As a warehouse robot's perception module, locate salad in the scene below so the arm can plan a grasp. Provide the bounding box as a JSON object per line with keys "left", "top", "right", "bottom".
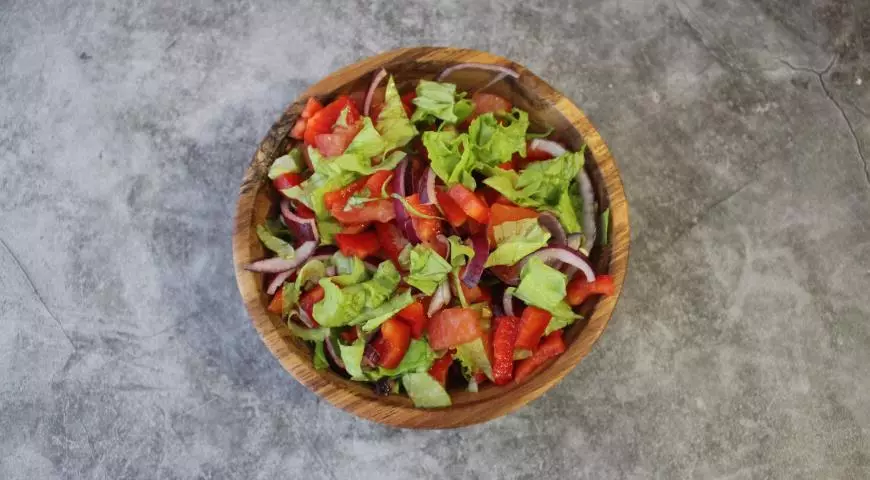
{"left": 246, "top": 64, "right": 614, "bottom": 408}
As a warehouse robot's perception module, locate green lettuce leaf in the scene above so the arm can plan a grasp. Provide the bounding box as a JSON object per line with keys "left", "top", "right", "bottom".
{"left": 514, "top": 257, "right": 568, "bottom": 312}
{"left": 483, "top": 150, "right": 584, "bottom": 210}
{"left": 256, "top": 224, "right": 296, "bottom": 259}
{"left": 402, "top": 372, "right": 452, "bottom": 408}
{"left": 360, "top": 260, "right": 401, "bottom": 308}
{"left": 468, "top": 109, "right": 529, "bottom": 167}
{"left": 268, "top": 147, "right": 304, "bottom": 179}
{"left": 330, "top": 252, "right": 369, "bottom": 287}
{"left": 411, "top": 80, "right": 472, "bottom": 124}
{"left": 372, "top": 339, "right": 435, "bottom": 378}
{"left": 344, "top": 116, "right": 386, "bottom": 159}
{"left": 484, "top": 218, "right": 551, "bottom": 267}
{"left": 316, "top": 217, "right": 342, "bottom": 245}
{"left": 333, "top": 149, "right": 406, "bottom": 175}
{"left": 447, "top": 235, "right": 474, "bottom": 268}
{"left": 295, "top": 259, "right": 326, "bottom": 290}
{"left": 600, "top": 207, "right": 610, "bottom": 246}
{"left": 359, "top": 290, "right": 415, "bottom": 331}
{"left": 406, "top": 244, "right": 452, "bottom": 295}
{"left": 455, "top": 338, "right": 494, "bottom": 381}
{"left": 312, "top": 278, "right": 368, "bottom": 327}
{"left": 554, "top": 187, "right": 582, "bottom": 234}
{"left": 313, "top": 340, "right": 329, "bottom": 370}
{"left": 451, "top": 270, "right": 468, "bottom": 307}
{"left": 544, "top": 301, "right": 581, "bottom": 334}
{"left": 287, "top": 322, "right": 330, "bottom": 341}
{"left": 421, "top": 130, "right": 477, "bottom": 190}
{"left": 282, "top": 149, "right": 358, "bottom": 218}
{"left": 340, "top": 338, "right": 367, "bottom": 380}
{"left": 282, "top": 281, "right": 299, "bottom": 318}
{"left": 376, "top": 76, "right": 418, "bottom": 150}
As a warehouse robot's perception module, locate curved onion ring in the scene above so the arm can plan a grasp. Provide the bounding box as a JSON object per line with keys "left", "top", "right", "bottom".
{"left": 437, "top": 63, "right": 519, "bottom": 82}
{"left": 363, "top": 68, "right": 388, "bottom": 117}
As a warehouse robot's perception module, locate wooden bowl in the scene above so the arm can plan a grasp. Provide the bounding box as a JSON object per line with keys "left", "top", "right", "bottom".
{"left": 233, "top": 47, "right": 629, "bottom": 428}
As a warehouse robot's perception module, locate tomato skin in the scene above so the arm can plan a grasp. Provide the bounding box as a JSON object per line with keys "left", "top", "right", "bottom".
{"left": 447, "top": 184, "right": 490, "bottom": 224}
{"left": 303, "top": 95, "right": 360, "bottom": 146}
{"left": 436, "top": 189, "right": 467, "bottom": 227}
{"left": 267, "top": 291, "right": 283, "bottom": 314}
{"left": 339, "top": 223, "right": 370, "bottom": 235}
{"left": 567, "top": 275, "right": 615, "bottom": 306}
{"left": 365, "top": 170, "right": 394, "bottom": 197}
{"left": 330, "top": 198, "right": 396, "bottom": 224}
{"left": 272, "top": 172, "right": 305, "bottom": 192}
{"left": 314, "top": 120, "right": 362, "bottom": 156}
{"left": 427, "top": 307, "right": 483, "bottom": 350}
{"left": 335, "top": 231, "right": 380, "bottom": 259}
{"left": 514, "top": 306, "right": 552, "bottom": 352}
{"left": 374, "top": 222, "right": 409, "bottom": 269}
{"left": 396, "top": 299, "right": 428, "bottom": 339}
{"left": 290, "top": 118, "right": 307, "bottom": 139}
{"left": 487, "top": 203, "right": 538, "bottom": 245}
{"left": 339, "top": 328, "right": 359, "bottom": 343}
{"left": 471, "top": 92, "right": 512, "bottom": 115}
{"left": 300, "top": 285, "right": 325, "bottom": 321}
{"left": 405, "top": 194, "right": 442, "bottom": 242}
{"left": 492, "top": 315, "right": 520, "bottom": 385}
{"left": 428, "top": 351, "right": 454, "bottom": 386}
{"left": 301, "top": 97, "right": 324, "bottom": 119}
{"left": 371, "top": 318, "right": 411, "bottom": 369}
{"left": 293, "top": 201, "right": 316, "bottom": 219}
{"left": 324, "top": 177, "right": 369, "bottom": 212}
{"left": 514, "top": 330, "right": 566, "bottom": 383}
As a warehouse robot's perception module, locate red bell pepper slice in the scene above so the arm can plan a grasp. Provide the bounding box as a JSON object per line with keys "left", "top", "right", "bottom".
{"left": 566, "top": 274, "right": 615, "bottom": 306}
{"left": 396, "top": 299, "right": 428, "bottom": 339}
{"left": 335, "top": 231, "right": 380, "bottom": 259}
{"left": 435, "top": 189, "right": 467, "bottom": 227}
{"left": 447, "top": 184, "right": 490, "bottom": 224}
{"left": 492, "top": 315, "right": 520, "bottom": 385}
{"left": 514, "top": 330, "right": 566, "bottom": 383}
{"left": 514, "top": 306, "right": 552, "bottom": 352}
{"left": 303, "top": 95, "right": 360, "bottom": 146}
{"left": 374, "top": 222, "right": 409, "bottom": 269}
{"left": 428, "top": 351, "right": 454, "bottom": 386}
{"left": 267, "top": 291, "right": 283, "bottom": 314}
{"left": 405, "top": 194, "right": 442, "bottom": 242}
{"left": 427, "top": 307, "right": 483, "bottom": 350}
{"left": 371, "top": 317, "right": 411, "bottom": 369}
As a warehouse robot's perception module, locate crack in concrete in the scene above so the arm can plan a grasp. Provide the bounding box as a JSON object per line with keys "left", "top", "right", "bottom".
{"left": 0, "top": 236, "right": 76, "bottom": 350}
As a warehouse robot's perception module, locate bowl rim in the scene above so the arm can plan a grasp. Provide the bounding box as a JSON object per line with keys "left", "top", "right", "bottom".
{"left": 232, "top": 46, "right": 630, "bottom": 428}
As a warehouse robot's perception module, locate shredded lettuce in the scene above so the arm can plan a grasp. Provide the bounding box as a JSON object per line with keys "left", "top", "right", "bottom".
{"left": 330, "top": 252, "right": 369, "bottom": 287}
{"left": 339, "top": 338, "right": 367, "bottom": 380}
{"left": 554, "top": 188, "right": 582, "bottom": 234}
{"left": 421, "top": 130, "right": 477, "bottom": 190}
{"left": 451, "top": 269, "right": 468, "bottom": 307}
{"left": 295, "top": 259, "right": 326, "bottom": 290}
{"left": 316, "top": 217, "right": 342, "bottom": 245}
{"left": 312, "top": 278, "right": 367, "bottom": 327}
{"left": 334, "top": 149, "right": 406, "bottom": 175}
{"left": 313, "top": 260, "right": 402, "bottom": 328}
{"left": 600, "top": 207, "right": 611, "bottom": 246}
{"left": 455, "top": 338, "right": 493, "bottom": 381}
{"left": 484, "top": 218, "right": 551, "bottom": 267}
{"left": 514, "top": 257, "right": 568, "bottom": 312}
{"left": 447, "top": 235, "right": 474, "bottom": 268}
{"left": 484, "top": 150, "right": 583, "bottom": 207}
{"left": 359, "top": 290, "right": 415, "bottom": 331}
{"left": 359, "top": 260, "right": 402, "bottom": 307}
{"left": 371, "top": 339, "right": 435, "bottom": 378}
{"left": 268, "top": 147, "right": 304, "bottom": 179}
{"left": 282, "top": 281, "right": 299, "bottom": 318}
{"left": 390, "top": 193, "right": 443, "bottom": 220}
{"left": 256, "top": 224, "right": 296, "bottom": 259}
{"left": 468, "top": 109, "right": 529, "bottom": 167}
{"left": 411, "top": 80, "right": 473, "bottom": 125}
{"left": 525, "top": 125, "right": 554, "bottom": 140}
{"left": 376, "top": 76, "right": 418, "bottom": 150}
{"left": 544, "top": 301, "right": 581, "bottom": 334}
{"left": 287, "top": 322, "right": 330, "bottom": 341}
{"left": 313, "top": 340, "right": 329, "bottom": 370}
{"left": 282, "top": 149, "right": 358, "bottom": 218}
{"left": 406, "top": 244, "right": 452, "bottom": 295}
{"left": 343, "top": 116, "right": 386, "bottom": 159}
{"left": 402, "top": 372, "right": 451, "bottom": 408}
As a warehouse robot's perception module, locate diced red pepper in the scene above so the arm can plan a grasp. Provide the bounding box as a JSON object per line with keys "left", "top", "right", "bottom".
{"left": 374, "top": 222, "right": 409, "bottom": 269}
{"left": 365, "top": 170, "right": 394, "bottom": 197}
{"left": 406, "top": 193, "right": 442, "bottom": 242}
{"left": 427, "top": 307, "right": 484, "bottom": 350}
{"left": 267, "top": 291, "right": 283, "bottom": 314}
{"left": 428, "top": 351, "right": 454, "bottom": 386}
{"left": 335, "top": 231, "right": 380, "bottom": 259}
{"left": 447, "top": 184, "right": 490, "bottom": 224}
{"left": 436, "top": 189, "right": 467, "bottom": 227}
{"left": 567, "top": 274, "right": 615, "bottom": 306}
{"left": 272, "top": 172, "right": 305, "bottom": 192}
{"left": 396, "top": 299, "right": 428, "bottom": 339}
{"left": 371, "top": 318, "right": 411, "bottom": 369}
{"left": 324, "top": 177, "right": 369, "bottom": 212}
{"left": 514, "top": 330, "right": 566, "bottom": 383}
{"left": 303, "top": 95, "right": 360, "bottom": 146}
{"left": 330, "top": 198, "right": 396, "bottom": 224}
{"left": 492, "top": 315, "right": 520, "bottom": 385}
{"left": 514, "top": 306, "right": 552, "bottom": 352}
{"left": 300, "top": 285, "right": 325, "bottom": 324}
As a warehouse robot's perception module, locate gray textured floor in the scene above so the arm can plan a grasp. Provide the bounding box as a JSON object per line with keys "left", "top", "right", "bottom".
{"left": 2, "top": 0, "right": 869, "bottom": 478}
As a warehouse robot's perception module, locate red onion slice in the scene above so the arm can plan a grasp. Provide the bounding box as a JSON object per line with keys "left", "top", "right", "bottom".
{"left": 363, "top": 68, "right": 387, "bottom": 117}
{"left": 296, "top": 308, "right": 316, "bottom": 328}
{"left": 502, "top": 288, "right": 516, "bottom": 317}
{"left": 280, "top": 199, "right": 319, "bottom": 242}
{"left": 461, "top": 231, "right": 489, "bottom": 287}
{"left": 418, "top": 167, "right": 438, "bottom": 205}
{"left": 525, "top": 246, "right": 595, "bottom": 283}
{"left": 428, "top": 280, "right": 452, "bottom": 317}
{"left": 391, "top": 158, "right": 420, "bottom": 244}
{"left": 437, "top": 63, "right": 520, "bottom": 82}
{"left": 245, "top": 240, "right": 318, "bottom": 273}
{"left": 266, "top": 268, "right": 296, "bottom": 295}
{"left": 538, "top": 212, "right": 567, "bottom": 246}
{"left": 577, "top": 169, "right": 596, "bottom": 252}
{"left": 324, "top": 338, "right": 345, "bottom": 371}
{"left": 528, "top": 138, "right": 567, "bottom": 157}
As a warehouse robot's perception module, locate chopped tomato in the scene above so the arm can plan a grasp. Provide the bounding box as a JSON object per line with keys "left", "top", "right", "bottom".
{"left": 290, "top": 118, "right": 307, "bottom": 139}
{"left": 314, "top": 120, "right": 363, "bottom": 156}
{"left": 272, "top": 172, "right": 305, "bottom": 192}
{"left": 456, "top": 266, "right": 491, "bottom": 303}
{"left": 427, "top": 307, "right": 484, "bottom": 350}
{"left": 514, "top": 306, "right": 552, "bottom": 352}
{"left": 514, "top": 330, "right": 566, "bottom": 383}
{"left": 436, "top": 189, "right": 467, "bottom": 227}
{"left": 303, "top": 95, "right": 360, "bottom": 146}
{"left": 339, "top": 223, "right": 370, "bottom": 234}
{"left": 336, "top": 231, "right": 380, "bottom": 259}
{"left": 293, "top": 201, "right": 315, "bottom": 219}
{"left": 487, "top": 203, "right": 538, "bottom": 245}
{"left": 396, "top": 299, "right": 428, "bottom": 338}
{"left": 374, "top": 222, "right": 409, "bottom": 269}
{"left": 428, "top": 351, "right": 454, "bottom": 386}
{"left": 330, "top": 198, "right": 396, "bottom": 224}
{"left": 498, "top": 160, "right": 515, "bottom": 170}
{"left": 371, "top": 318, "right": 411, "bottom": 369}
{"left": 365, "top": 170, "right": 394, "bottom": 197}
{"left": 267, "top": 291, "right": 283, "bottom": 314}
{"left": 515, "top": 141, "right": 556, "bottom": 170}
{"left": 423, "top": 236, "right": 449, "bottom": 260}
{"left": 471, "top": 92, "right": 512, "bottom": 116}
{"left": 405, "top": 194, "right": 442, "bottom": 242}
{"left": 301, "top": 97, "right": 324, "bottom": 119}
{"left": 339, "top": 328, "right": 359, "bottom": 343}
{"left": 492, "top": 315, "right": 520, "bottom": 385}
{"left": 401, "top": 91, "right": 416, "bottom": 117}
{"left": 567, "top": 274, "right": 615, "bottom": 306}
{"left": 300, "top": 285, "right": 325, "bottom": 323}
{"left": 324, "top": 177, "right": 368, "bottom": 212}
{"left": 447, "top": 184, "right": 490, "bottom": 224}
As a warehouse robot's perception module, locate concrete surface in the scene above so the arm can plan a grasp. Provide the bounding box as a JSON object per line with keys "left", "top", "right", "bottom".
{"left": 1, "top": 0, "right": 868, "bottom": 478}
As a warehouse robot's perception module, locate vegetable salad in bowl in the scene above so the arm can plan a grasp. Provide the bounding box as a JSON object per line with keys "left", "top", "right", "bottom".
{"left": 246, "top": 64, "right": 614, "bottom": 408}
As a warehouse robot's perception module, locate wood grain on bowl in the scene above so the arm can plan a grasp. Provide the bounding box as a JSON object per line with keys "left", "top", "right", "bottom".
{"left": 232, "top": 47, "right": 629, "bottom": 428}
